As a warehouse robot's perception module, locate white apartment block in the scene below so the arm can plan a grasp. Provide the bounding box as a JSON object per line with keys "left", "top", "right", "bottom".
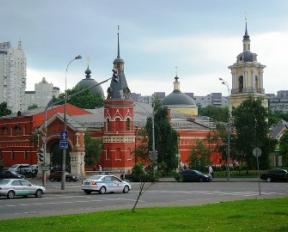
{"left": 23, "top": 77, "right": 60, "bottom": 110}
{"left": 0, "top": 41, "right": 26, "bottom": 112}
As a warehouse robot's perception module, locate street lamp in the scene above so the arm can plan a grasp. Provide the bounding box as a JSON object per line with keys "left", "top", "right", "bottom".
{"left": 219, "top": 77, "right": 231, "bottom": 181}
{"left": 61, "top": 55, "right": 82, "bottom": 190}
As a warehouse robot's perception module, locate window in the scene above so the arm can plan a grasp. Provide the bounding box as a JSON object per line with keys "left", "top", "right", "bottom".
{"left": 238, "top": 76, "right": 243, "bottom": 93}
{"left": 1, "top": 126, "right": 8, "bottom": 135}
{"left": 11, "top": 151, "right": 15, "bottom": 160}
{"left": 11, "top": 180, "right": 21, "bottom": 186}
{"left": 116, "top": 148, "right": 121, "bottom": 160}
{"left": 115, "top": 118, "right": 121, "bottom": 131}
{"left": 24, "top": 151, "right": 29, "bottom": 160}
{"left": 106, "top": 119, "right": 110, "bottom": 131}
{"left": 14, "top": 124, "right": 22, "bottom": 135}
{"left": 126, "top": 118, "right": 131, "bottom": 130}
{"left": 255, "top": 76, "right": 259, "bottom": 92}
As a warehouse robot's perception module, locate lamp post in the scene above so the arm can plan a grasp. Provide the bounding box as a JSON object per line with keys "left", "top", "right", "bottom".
{"left": 219, "top": 77, "right": 231, "bottom": 181}
{"left": 61, "top": 55, "right": 82, "bottom": 190}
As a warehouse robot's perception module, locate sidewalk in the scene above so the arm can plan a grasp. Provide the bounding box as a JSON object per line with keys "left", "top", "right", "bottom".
{"left": 159, "top": 177, "right": 260, "bottom": 182}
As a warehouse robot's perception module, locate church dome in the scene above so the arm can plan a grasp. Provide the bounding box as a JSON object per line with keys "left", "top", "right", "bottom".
{"left": 237, "top": 51, "right": 257, "bottom": 62}
{"left": 162, "top": 90, "right": 196, "bottom": 106}
{"left": 76, "top": 66, "right": 104, "bottom": 98}
{"left": 162, "top": 76, "right": 196, "bottom": 106}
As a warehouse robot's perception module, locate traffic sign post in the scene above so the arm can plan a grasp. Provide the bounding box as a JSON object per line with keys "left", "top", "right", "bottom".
{"left": 59, "top": 140, "right": 68, "bottom": 149}
{"left": 253, "top": 147, "right": 262, "bottom": 196}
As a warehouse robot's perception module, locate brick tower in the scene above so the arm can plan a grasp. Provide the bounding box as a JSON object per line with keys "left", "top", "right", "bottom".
{"left": 101, "top": 28, "right": 135, "bottom": 172}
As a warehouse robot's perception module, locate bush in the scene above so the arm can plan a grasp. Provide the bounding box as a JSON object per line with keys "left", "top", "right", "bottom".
{"left": 127, "top": 163, "right": 159, "bottom": 182}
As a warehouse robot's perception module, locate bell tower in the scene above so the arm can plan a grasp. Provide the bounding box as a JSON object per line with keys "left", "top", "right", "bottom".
{"left": 101, "top": 27, "right": 135, "bottom": 172}
{"left": 228, "top": 21, "right": 268, "bottom": 109}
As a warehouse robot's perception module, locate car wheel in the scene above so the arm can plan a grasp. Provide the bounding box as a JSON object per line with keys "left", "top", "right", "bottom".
{"left": 35, "top": 189, "right": 43, "bottom": 198}
{"left": 123, "top": 185, "right": 129, "bottom": 193}
{"left": 267, "top": 177, "right": 272, "bottom": 182}
{"left": 7, "top": 191, "right": 15, "bottom": 199}
{"left": 99, "top": 186, "right": 106, "bottom": 194}
{"left": 84, "top": 190, "right": 91, "bottom": 195}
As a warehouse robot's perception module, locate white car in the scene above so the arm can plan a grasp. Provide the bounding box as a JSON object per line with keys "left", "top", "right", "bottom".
{"left": 0, "top": 179, "right": 45, "bottom": 199}
{"left": 81, "top": 175, "right": 131, "bottom": 194}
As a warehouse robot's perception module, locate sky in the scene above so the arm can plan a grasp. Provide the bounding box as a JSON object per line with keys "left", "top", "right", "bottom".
{"left": 1, "top": 0, "right": 288, "bottom": 97}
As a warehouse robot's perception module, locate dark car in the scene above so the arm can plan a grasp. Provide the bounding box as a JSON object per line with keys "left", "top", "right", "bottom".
{"left": 0, "top": 170, "right": 25, "bottom": 179}
{"left": 179, "top": 169, "right": 211, "bottom": 182}
{"left": 260, "top": 169, "right": 288, "bottom": 182}
{"left": 49, "top": 171, "right": 78, "bottom": 182}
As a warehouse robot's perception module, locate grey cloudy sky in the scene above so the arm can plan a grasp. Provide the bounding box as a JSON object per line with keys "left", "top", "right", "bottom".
{"left": 1, "top": 0, "right": 288, "bottom": 96}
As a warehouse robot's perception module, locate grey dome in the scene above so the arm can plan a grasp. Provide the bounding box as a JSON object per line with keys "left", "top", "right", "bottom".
{"left": 237, "top": 51, "right": 257, "bottom": 62}
{"left": 162, "top": 90, "right": 196, "bottom": 106}
{"left": 76, "top": 67, "right": 104, "bottom": 98}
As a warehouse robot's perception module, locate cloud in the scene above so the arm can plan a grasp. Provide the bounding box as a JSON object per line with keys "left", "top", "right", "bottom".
{"left": 27, "top": 30, "right": 288, "bottom": 96}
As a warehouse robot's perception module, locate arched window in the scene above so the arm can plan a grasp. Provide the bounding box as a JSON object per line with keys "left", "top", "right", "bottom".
{"left": 238, "top": 76, "right": 243, "bottom": 93}
{"left": 126, "top": 118, "right": 131, "bottom": 130}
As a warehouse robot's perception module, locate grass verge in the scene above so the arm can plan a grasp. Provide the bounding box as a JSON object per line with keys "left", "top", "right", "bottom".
{"left": 1, "top": 197, "right": 288, "bottom": 232}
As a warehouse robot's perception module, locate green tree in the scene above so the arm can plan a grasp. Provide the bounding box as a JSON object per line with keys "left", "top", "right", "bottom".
{"left": 84, "top": 134, "right": 102, "bottom": 166}
{"left": 28, "top": 104, "right": 38, "bottom": 110}
{"left": 146, "top": 105, "right": 178, "bottom": 174}
{"left": 198, "top": 105, "right": 229, "bottom": 122}
{"left": 279, "top": 130, "right": 288, "bottom": 166}
{"left": 189, "top": 140, "right": 210, "bottom": 171}
{"left": 0, "top": 102, "right": 11, "bottom": 117}
{"left": 52, "top": 86, "right": 103, "bottom": 109}
{"left": 233, "top": 97, "right": 276, "bottom": 169}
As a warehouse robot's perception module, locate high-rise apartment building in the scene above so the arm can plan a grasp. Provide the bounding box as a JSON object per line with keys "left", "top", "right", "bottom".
{"left": 23, "top": 77, "right": 60, "bottom": 110}
{"left": 0, "top": 41, "right": 26, "bottom": 112}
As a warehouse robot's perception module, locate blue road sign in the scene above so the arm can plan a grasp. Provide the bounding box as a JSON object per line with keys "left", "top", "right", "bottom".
{"left": 60, "top": 131, "right": 68, "bottom": 140}
{"left": 59, "top": 139, "right": 68, "bottom": 149}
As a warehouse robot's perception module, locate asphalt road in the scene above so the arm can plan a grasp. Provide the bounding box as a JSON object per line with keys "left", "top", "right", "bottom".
{"left": 0, "top": 181, "right": 287, "bottom": 219}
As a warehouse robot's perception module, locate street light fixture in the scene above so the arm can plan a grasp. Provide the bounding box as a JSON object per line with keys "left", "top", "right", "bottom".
{"left": 61, "top": 55, "right": 82, "bottom": 190}
{"left": 219, "top": 77, "right": 231, "bottom": 181}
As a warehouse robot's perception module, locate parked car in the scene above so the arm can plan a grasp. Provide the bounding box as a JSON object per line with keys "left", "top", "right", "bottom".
{"left": 49, "top": 171, "right": 78, "bottom": 182}
{"left": 8, "top": 164, "right": 37, "bottom": 177}
{"left": 0, "top": 170, "right": 24, "bottom": 179}
{"left": 178, "top": 169, "right": 211, "bottom": 182}
{"left": 81, "top": 175, "right": 131, "bottom": 194}
{"left": 260, "top": 169, "right": 288, "bottom": 182}
{"left": 0, "top": 179, "right": 45, "bottom": 199}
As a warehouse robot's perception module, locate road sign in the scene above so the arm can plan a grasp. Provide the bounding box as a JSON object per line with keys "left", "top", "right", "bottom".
{"left": 59, "top": 139, "right": 68, "bottom": 149}
{"left": 60, "top": 131, "right": 68, "bottom": 140}
{"left": 253, "top": 147, "right": 262, "bottom": 158}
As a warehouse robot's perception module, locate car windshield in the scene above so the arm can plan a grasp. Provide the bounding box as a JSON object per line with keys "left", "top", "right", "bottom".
{"left": 89, "top": 175, "right": 103, "bottom": 180}
{"left": 0, "top": 179, "right": 11, "bottom": 185}
{"left": 10, "top": 164, "right": 18, "bottom": 168}
{"left": 193, "top": 170, "right": 203, "bottom": 175}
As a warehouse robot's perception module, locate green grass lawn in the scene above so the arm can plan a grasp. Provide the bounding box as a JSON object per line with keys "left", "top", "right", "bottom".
{"left": 1, "top": 197, "right": 288, "bottom": 232}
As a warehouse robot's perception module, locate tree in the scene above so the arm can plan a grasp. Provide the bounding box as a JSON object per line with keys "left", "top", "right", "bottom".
{"left": 28, "top": 104, "right": 38, "bottom": 110}
{"left": 146, "top": 105, "right": 178, "bottom": 174}
{"left": 189, "top": 140, "right": 210, "bottom": 171}
{"left": 52, "top": 86, "right": 103, "bottom": 109}
{"left": 279, "top": 130, "right": 288, "bottom": 166}
{"left": 84, "top": 134, "right": 102, "bottom": 166}
{"left": 233, "top": 97, "right": 276, "bottom": 169}
{"left": 198, "top": 105, "right": 229, "bottom": 122}
{"left": 0, "top": 102, "right": 11, "bottom": 117}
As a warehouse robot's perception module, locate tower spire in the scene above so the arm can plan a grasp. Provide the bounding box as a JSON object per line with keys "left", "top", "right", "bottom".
{"left": 117, "top": 25, "right": 120, "bottom": 59}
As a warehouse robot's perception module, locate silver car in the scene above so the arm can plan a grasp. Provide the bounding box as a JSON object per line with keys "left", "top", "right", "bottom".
{"left": 81, "top": 175, "right": 131, "bottom": 194}
{"left": 0, "top": 179, "right": 46, "bottom": 199}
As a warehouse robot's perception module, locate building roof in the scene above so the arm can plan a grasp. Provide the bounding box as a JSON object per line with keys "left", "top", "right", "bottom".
{"left": 270, "top": 120, "right": 288, "bottom": 140}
